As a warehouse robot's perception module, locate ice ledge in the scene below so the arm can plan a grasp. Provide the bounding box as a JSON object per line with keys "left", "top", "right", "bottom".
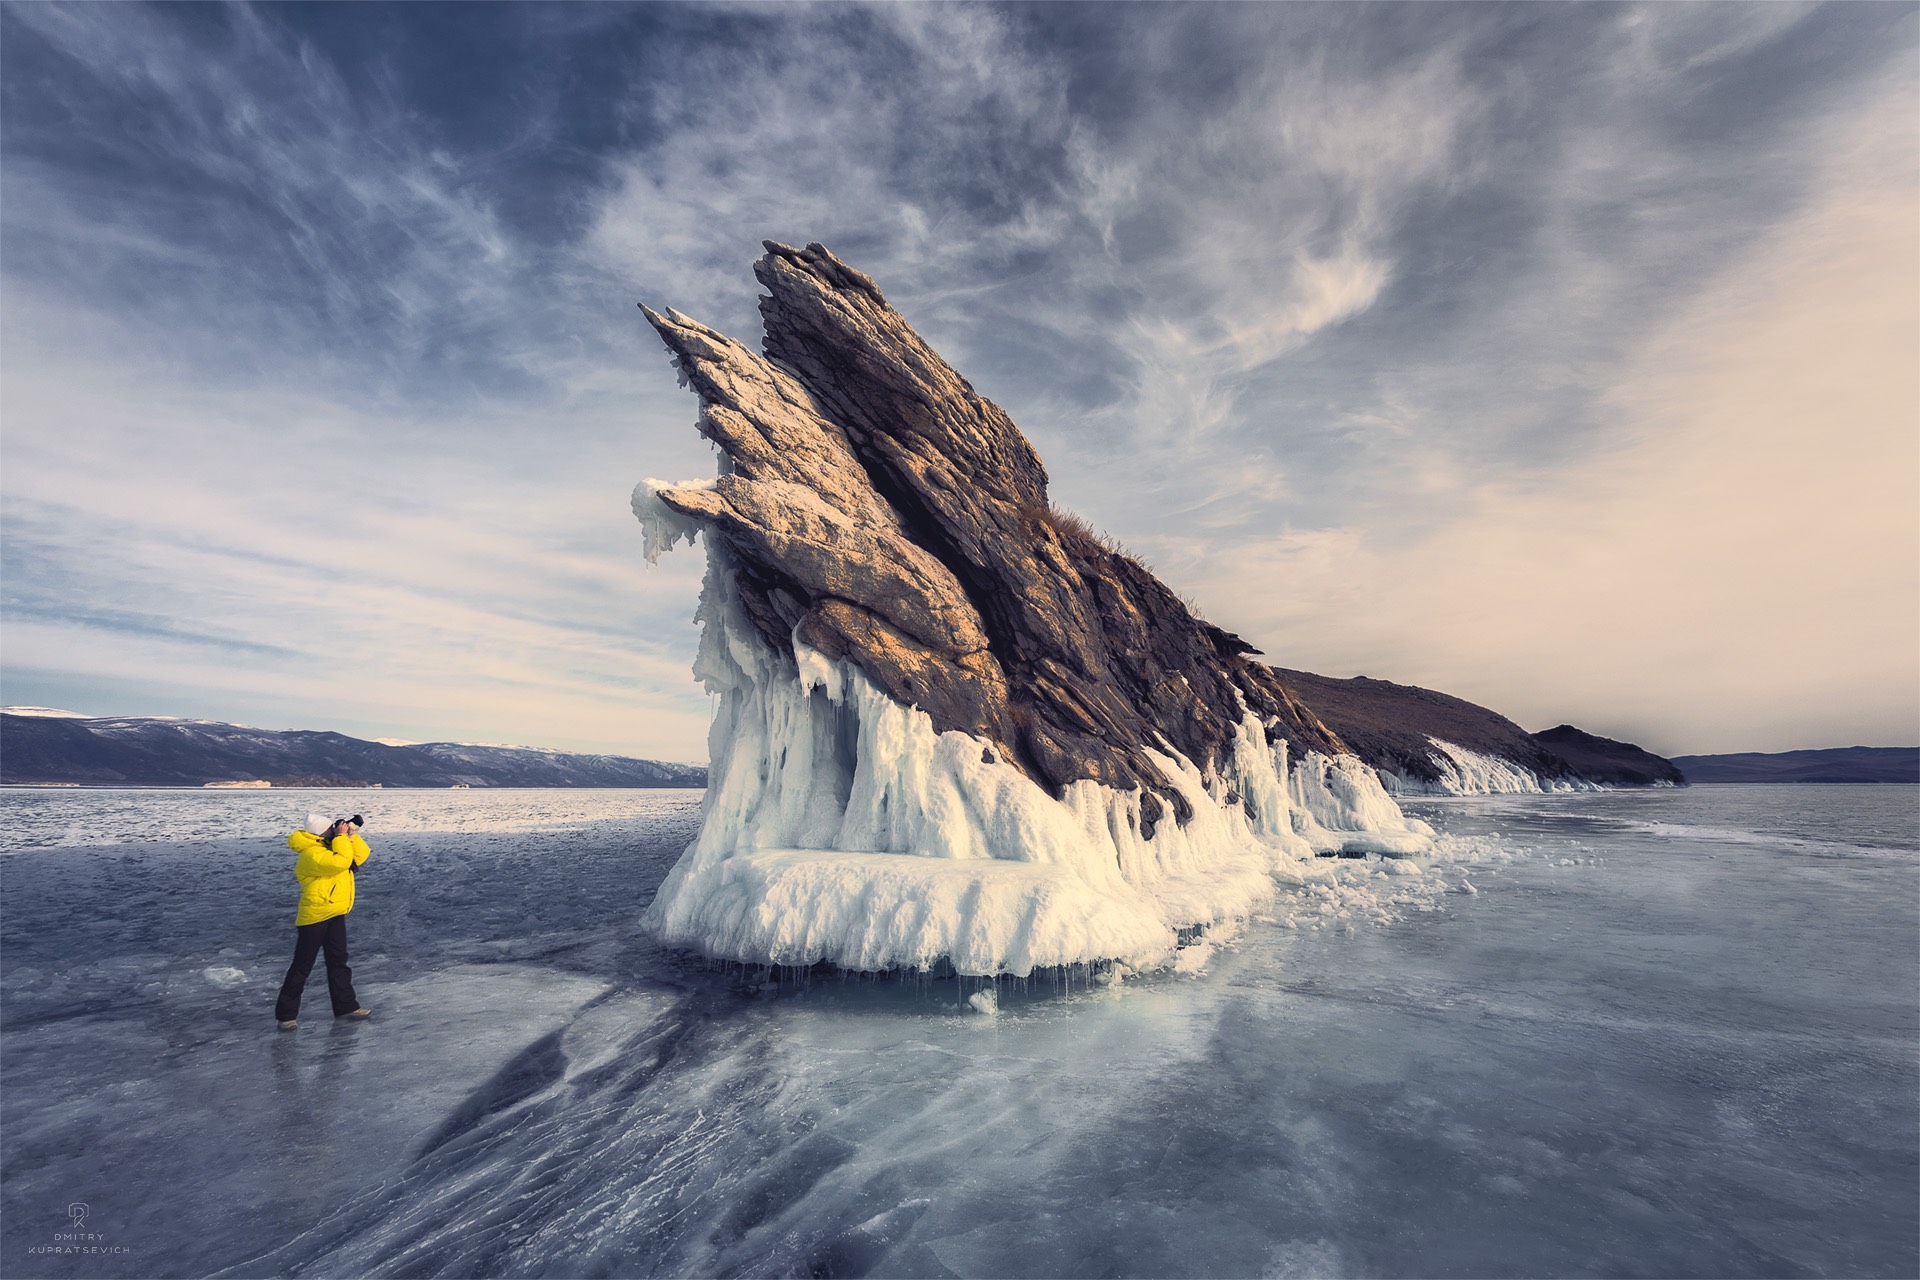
{"left": 647, "top": 848, "right": 1189, "bottom": 975}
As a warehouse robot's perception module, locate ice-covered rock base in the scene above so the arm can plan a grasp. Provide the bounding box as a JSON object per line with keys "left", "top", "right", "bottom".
{"left": 1380, "top": 737, "right": 1606, "bottom": 796}
{"left": 640, "top": 546, "right": 1434, "bottom": 977}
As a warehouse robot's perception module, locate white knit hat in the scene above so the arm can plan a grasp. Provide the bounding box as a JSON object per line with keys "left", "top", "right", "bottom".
{"left": 305, "top": 812, "right": 331, "bottom": 835}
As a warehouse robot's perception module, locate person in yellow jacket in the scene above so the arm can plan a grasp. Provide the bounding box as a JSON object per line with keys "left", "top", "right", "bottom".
{"left": 274, "top": 814, "right": 372, "bottom": 1029}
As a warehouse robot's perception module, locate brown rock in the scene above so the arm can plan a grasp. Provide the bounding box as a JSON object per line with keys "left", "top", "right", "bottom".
{"left": 644, "top": 243, "right": 1349, "bottom": 819}
{"left": 641, "top": 242, "right": 1675, "bottom": 818}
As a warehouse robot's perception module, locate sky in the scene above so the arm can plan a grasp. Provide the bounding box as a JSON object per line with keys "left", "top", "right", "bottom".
{"left": 2, "top": 1, "right": 1915, "bottom": 762}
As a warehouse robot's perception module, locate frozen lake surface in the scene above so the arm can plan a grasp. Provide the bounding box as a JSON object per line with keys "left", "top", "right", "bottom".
{"left": 2, "top": 784, "right": 1915, "bottom": 1277}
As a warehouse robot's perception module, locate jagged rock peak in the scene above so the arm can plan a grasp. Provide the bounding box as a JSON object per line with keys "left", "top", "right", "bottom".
{"left": 643, "top": 242, "right": 1340, "bottom": 834}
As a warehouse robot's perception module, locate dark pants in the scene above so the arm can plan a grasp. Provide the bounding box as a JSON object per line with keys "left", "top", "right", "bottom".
{"left": 274, "top": 914, "right": 359, "bottom": 1021}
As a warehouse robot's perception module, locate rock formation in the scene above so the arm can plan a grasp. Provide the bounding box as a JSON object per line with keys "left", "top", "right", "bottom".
{"left": 631, "top": 241, "right": 1671, "bottom": 975}
{"left": 638, "top": 242, "right": 1353, "bottom": 835}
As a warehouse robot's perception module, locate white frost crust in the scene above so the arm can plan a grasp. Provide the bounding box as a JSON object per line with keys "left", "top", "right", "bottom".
{"left": 630, "top": 477, "right": 713, "bottom": 564}
{"left": 1378, "top": 737, "right": 1603, "bottom": 796}
{"left": 639, "top": 538, "right": 1437, "bottom": 976}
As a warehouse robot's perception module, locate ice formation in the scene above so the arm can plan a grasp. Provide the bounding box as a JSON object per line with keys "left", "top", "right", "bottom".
{"left": 628, "top": 241, "right": 1440, "bottom": 976}
{"left": 1378, "top": 738, "right": 1597, "bottom": 796}
{"left": 639, "top": 545, "right": 1433, "bottom": 976}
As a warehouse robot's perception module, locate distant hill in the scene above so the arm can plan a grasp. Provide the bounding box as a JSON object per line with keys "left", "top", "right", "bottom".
{"left": 1670, "top": 746, "right": 1919, "bottom": 784}
{"left": 0, "top": 710, "right": 707, "bottom": 788}
{"left": 1530, "top": 725, "right": 1687, "bottom": 787}
{"left": 1269, "top": 670, "right": 1683, "bottom": 788}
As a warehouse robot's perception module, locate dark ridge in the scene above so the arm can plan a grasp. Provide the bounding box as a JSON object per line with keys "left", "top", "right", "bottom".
{"left": 0, "top": 714, "right": 707, "bottom": 788}
{"left": 1671, "top": 746, "right": 1919, "bottom": 784}
{"left": 1270, "top": 669, "right": 1576, "bottom": 784}
{"left": 1531, "top": 724, "right": 1686, "bottom": 786}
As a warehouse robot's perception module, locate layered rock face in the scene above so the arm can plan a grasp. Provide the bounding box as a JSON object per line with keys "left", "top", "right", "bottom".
{"left": 640, "top": 242, "right": 1342, "bottom": 836}
{"left": 630, "top": 241, "right": 1668, "bottom": 974}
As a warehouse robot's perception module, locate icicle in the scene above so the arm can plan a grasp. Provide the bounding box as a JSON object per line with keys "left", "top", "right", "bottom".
{"left": 637, "top": 528, "right": 1438, "bottom": 977}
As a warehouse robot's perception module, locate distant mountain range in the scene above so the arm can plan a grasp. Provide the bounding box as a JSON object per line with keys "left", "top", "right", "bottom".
{"left": 1671, "top": 746, "right": 1919, "bottom": 784}
{"left": 0, "top": 709, "right": 707, "bottom": 789}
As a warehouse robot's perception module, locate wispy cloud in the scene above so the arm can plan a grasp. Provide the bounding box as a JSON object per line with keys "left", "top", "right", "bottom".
{"left": 2, "top": 1, "right": 1913, "bottom": 757}
{"left": 2, "top": 3, "right": 719, "bottom": 754}
{"left": 1166, "top": 62, "right": 1919, "bottom": 754}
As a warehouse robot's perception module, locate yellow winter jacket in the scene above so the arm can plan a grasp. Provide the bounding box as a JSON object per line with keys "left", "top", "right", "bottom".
{"left": 289, "top": 829, "right": 370, "bottom": 926}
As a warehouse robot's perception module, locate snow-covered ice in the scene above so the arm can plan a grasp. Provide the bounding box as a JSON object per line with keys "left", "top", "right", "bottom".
{"left": 2, "top": 783, "right": 1914, "bottom": 1278}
